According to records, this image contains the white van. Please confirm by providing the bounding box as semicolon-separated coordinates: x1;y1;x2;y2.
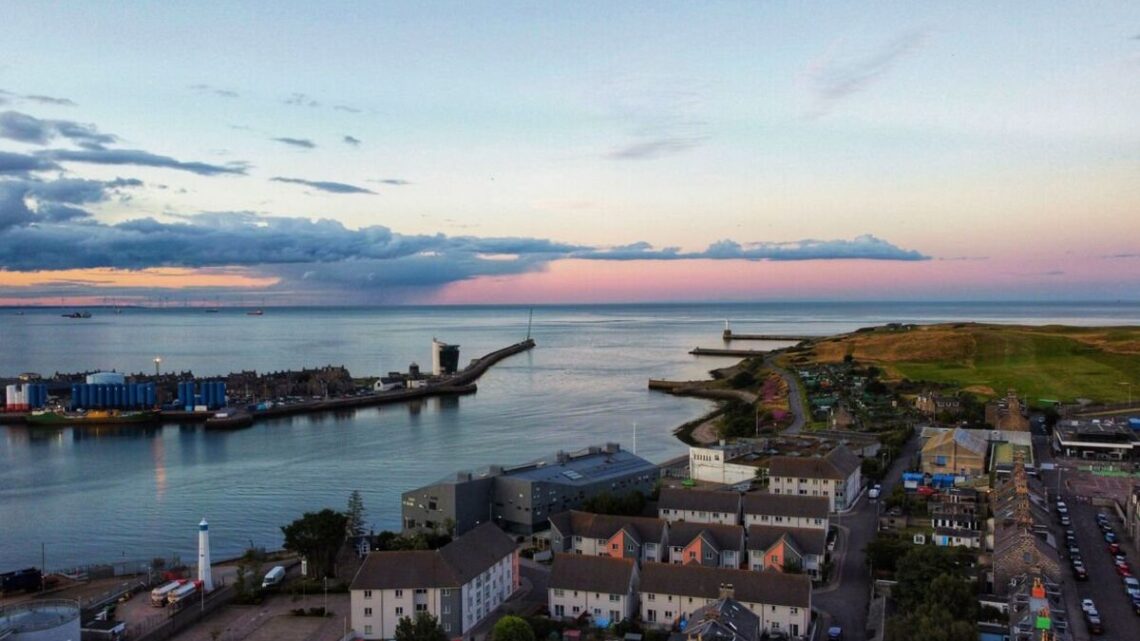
261;565;286;589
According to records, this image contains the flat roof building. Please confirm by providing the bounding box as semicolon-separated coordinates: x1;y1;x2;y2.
402;443;658;536
1053;420;1138;461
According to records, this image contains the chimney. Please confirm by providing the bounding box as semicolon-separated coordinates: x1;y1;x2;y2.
556;451;568;464
604;442;619;454
718;582;734;600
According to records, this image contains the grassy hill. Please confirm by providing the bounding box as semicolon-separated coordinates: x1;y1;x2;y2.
791;323;1140;404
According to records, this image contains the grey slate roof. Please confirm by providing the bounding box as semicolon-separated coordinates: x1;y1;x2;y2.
549;554;636;594
680;599;760;641
745;525;826;556
658;488;742;515
767;445;860;481
549;510;667;544
669;522;745;552
639;562;811;609
351;522;515;590
740;493;829;520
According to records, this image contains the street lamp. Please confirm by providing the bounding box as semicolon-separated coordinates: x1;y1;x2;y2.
154;357;162;379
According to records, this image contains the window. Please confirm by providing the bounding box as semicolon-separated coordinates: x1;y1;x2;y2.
791;607;798;614
443;605;450;614
705;551;714;560
364;590;373;599
689;551;696;560
593;608;601;616
395;589;403;598
554;605;565;617
612;543;618;551
415;588;426;595
609;594;620;602
647;609;657;622
444;624;451;632
365;625;373;635
395;607;403;616
647;594;655;601
626;543;635;552
572;606;581;614
665;611;673;619
441;589;451;597
364;608;373;616
553;589;565;597
416;603;427;612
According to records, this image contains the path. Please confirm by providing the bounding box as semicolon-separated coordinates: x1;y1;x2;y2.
765;356;805;434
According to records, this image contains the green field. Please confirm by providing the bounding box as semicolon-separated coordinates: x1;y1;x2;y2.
802;324;1140;404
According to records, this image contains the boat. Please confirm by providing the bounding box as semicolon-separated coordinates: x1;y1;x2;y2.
246;309;263;316
61;311;92;319
204;308;219;313
26;409;161;426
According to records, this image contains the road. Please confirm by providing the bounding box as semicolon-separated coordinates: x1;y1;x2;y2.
813;429;921;639
765;356;805;434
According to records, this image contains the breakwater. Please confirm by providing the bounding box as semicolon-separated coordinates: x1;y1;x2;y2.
689;347;768;357
722;330;815;341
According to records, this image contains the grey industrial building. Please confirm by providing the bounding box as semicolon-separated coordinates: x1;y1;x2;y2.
402;443;657;536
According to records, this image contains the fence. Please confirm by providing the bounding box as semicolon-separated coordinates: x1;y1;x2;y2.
130;584;234;641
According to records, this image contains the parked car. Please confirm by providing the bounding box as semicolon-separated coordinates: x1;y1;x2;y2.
1108;543;1121;554
1060;514;1071;526
1081;598;1096;613
827;626;843;641
1086;612;1103;635
1106;532;1117;543
1124;576;1140;599
868;484;881;499
1074;564;1088;581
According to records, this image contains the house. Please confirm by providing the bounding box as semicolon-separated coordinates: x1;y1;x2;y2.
666;521;745;568
746;525;827;580
549;554;639;625
349;523;518;640
915;392;962;417
990;464;1061;595
741;494;829;530
548;511;669;564
932;527;982;549
1006;574;1073;640
920;428;987;478
657;488;741;525
766;445;862;511
930;501;981;531
688;442;761;485
402;443;657;536
672;597;760;641
639;563;811;638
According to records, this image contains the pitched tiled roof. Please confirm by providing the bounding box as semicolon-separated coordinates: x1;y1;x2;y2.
741;493;828;519
746;525;825;556
767;445;860;481
639;562;810;608
549;510;667;544
351;522;515;590
550;554;636;594
923;428;987;457
682;598;760;641
658;488;741;515
669;521;745;552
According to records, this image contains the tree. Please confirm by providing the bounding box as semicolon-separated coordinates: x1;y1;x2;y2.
346;490;366;539
492;616;536;641
281;509;349;579
395;612;448;641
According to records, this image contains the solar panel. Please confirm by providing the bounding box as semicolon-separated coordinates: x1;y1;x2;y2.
562;470;584;480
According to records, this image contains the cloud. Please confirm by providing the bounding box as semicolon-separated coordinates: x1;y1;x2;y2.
0;90;76;107
369;178;411;186
284;93;320;108
575;234;929;262
0;176;142;230
333;104;362;113
270;177;374;194
805;30;927;116
189;84;239;98
0;110;116;148
273;137;316;149
39;148;247;176
607;137;702;160
343;135;361;146
0;151;60;175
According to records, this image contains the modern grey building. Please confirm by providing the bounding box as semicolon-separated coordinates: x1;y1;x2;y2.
402;443;658;536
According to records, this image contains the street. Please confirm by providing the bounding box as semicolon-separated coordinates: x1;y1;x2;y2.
813;429;922;639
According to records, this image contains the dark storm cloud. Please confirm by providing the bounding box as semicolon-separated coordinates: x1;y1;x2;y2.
0;176;142;230
273;137;316;149
270;177;374;194
0;110;116;148
0;151;60;175
39;148;247;176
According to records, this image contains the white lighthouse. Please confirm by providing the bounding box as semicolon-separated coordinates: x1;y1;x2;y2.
197;518;213;592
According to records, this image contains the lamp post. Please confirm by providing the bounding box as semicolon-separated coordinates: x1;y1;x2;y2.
154;357;162;379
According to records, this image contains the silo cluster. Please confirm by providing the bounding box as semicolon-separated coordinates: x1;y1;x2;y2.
69;382;156;410
4;383;48;411
176;380;227;411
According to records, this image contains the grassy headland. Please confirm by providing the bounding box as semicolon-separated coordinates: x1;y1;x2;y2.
783;323;1140;404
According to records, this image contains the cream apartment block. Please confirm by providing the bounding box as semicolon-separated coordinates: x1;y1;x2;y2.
548;554;639;624
766;446;862;511
657;488;741;525
638;562;811;638
742;493;829;531
349;523;518;639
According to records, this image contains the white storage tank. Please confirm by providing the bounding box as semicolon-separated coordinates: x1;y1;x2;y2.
86;372;126;386
0;599;81;641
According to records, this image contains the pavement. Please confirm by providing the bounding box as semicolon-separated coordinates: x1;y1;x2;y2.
765;356;805;434
812;429;921;640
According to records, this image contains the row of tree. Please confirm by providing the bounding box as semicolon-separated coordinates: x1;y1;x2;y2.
395;613;535;641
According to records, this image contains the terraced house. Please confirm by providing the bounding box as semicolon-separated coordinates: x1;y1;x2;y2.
742;493;829;530
349;523;518;640
657;488;741;525
548;511;669;563
638;563;811;638
746;525;827;580
666;521;746;569
548;554;639;625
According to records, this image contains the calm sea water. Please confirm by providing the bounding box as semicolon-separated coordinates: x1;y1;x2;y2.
1;302;1137;570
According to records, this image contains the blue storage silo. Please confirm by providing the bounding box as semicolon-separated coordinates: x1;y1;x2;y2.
111;385;121;408
71;383;81;410
201;382;211;409
79;384;88;409
32;384;46;409
127;383;136;408
93;384;103;408
145;383;156;407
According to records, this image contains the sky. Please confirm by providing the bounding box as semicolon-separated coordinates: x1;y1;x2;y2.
0;2;1138;305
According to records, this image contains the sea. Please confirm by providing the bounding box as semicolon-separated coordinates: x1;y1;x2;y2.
1;301;1137;572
